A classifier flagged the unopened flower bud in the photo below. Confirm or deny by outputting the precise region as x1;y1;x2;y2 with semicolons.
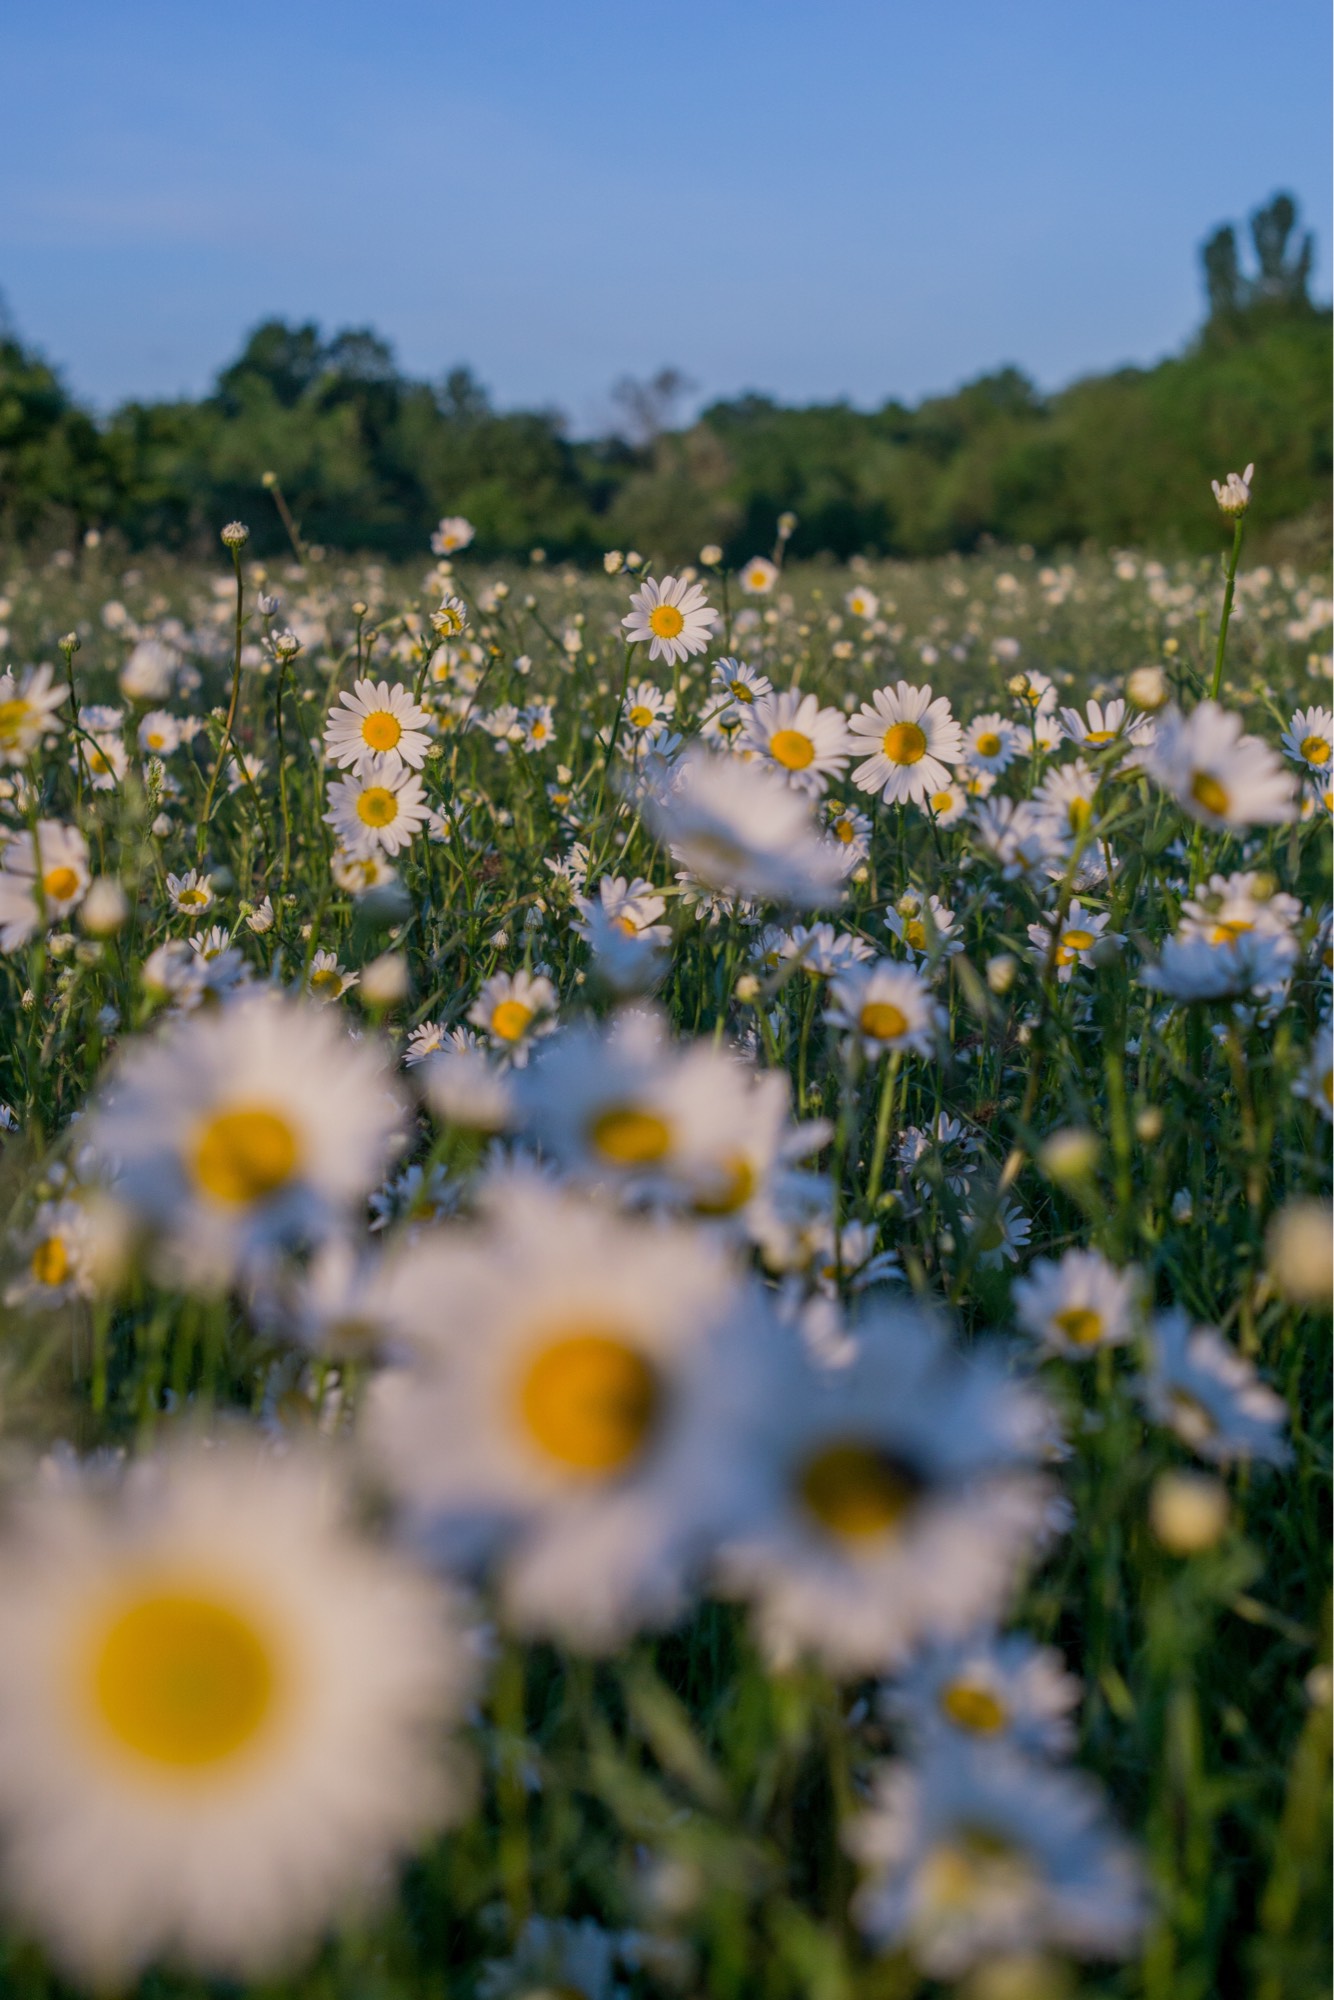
1038;1127;1100;1186
1134;1106;1164;1143
1126;665;1168;711
986;952;1018;995
699;544;723;567
261;470;278;489
777;511;798;538
603;551;624;574
1266;1197;1333;1306
1211;462;1254;516
360;952;408;1007
272;629;301;661
1150;1470;1229;1553
79;878;129;936
220;521;250;549
734;973;760;1002
58;631;80;655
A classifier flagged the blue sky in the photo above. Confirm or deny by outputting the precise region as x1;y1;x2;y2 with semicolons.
2;0;1329;430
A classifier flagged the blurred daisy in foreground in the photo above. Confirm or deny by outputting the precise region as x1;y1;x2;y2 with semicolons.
622;575;719;666
87;991;401;1289
324;768;429;857
1143;701;1295;828
1012;1249;1141;1358
713;1305;1053;1674
881;1630;1080;1758
1178;869;1302;946
1293;1021;1332;1120
645;748;846;907
1142;928;1294;1006
848;682;964;805
323;679;432;778
1137;1309;1291;1466
362;1178;770;1648
4;1199;93;1309
848;1741;1145;1976
0;1442;476;1988
0;821;90;950
478;1916;632;2000
742;689;852;795
1025;900;1121;982
574;876;672;993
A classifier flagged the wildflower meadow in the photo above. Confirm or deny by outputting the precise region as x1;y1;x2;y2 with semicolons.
0;482;1328;2000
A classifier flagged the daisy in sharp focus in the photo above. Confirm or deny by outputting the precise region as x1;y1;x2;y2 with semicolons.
0;663;67;766
847;1740;1146;1977
1059;696;1129;747
1025;901;1122;981
622;575;719;666
0;822;90;950
1137;1309;1291;1466
621;680;675;734
362;1178;774;1649
323;679;432;778
1012;1249;1141;1358
848;683;964;806
1144;701;1296;828
468;969;558;1062
1280;704;1333;773
645;747;847;907
826;959;937;1060
712;1303;1055;1674
963;713;1022;775
742;688;852;795
881;1630;1081;1758
306;949;358;1003
165;869;214;917
0;1441;476;1988
86;990;402;1289
324;768;429;857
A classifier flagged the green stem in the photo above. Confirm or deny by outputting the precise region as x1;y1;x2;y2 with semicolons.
196;548;246;861
1209;515;1244;701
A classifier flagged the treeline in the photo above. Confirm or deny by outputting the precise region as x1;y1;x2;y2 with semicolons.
1;194;1328;563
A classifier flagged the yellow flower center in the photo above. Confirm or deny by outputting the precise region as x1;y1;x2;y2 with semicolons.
589;1104;672;1166
977;1217;1006;1251
1066;796;1094;832
929;790;954;813
904;919;927;951
309;966;344;994
519;1333;660;1476
729;678;754;702
190;1106;299;1206
648;604;685;640
883;721;927;764
1061;928;1096;952
975;732;1002;759
90;1589;278;1771
356;786;399;828
769;728;815;771
1190;770;1230;818
692;1153;757;1216
0;697;32;746
1209;918;1253;944
920;1828;1031;1912
797;1440;924;1542
31;1235;70;1287
1085;727;1115;744
89;749;110;774
1300;734;1330;765
43;865;80;902
361;710;402;752
859;1000;909;1041
1053;1305;1104;1346
628;704;655;729
490;998;534;1042
939;1680;1009;1734
833;817;854;843
177;887;208;907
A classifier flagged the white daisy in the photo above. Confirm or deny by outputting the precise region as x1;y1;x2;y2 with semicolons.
1280;704;1333;773
846;583;880;620
1138;1308;1291;1466
81;732;129;790
713;1304;1054;1674
848;683;964;806
1294;1021;1332;1121
742;688;852;794
137;710;183;756
521;702;556;751
468;969;558;1060
825;798;872;855
622;575;719;665
573;876;671;993
0;822;90;950
710;655;772;711
323;679;433;777
848;1740;1146;1975
165;869;214;916
919;783;968;826
1144;701;1296;828
430;514;474;555
422;1043;515;1132
305;949;358;1003
963;1198;1031;1270
330;848;399;895
884;891;962;966
1142;929;1294;1005
621;680;675;733
0;1441;476;1987
1025;901;1122;982
4;1200;93;1309
1033;758;1101;839
645;748;846;907
740;556;779;594
86;990;402;1288
362;1178;771;1648
324;768;429;856
1058;696;1128;747
963;714;1022;774
826;959;937;1059
881;1631;1080;1758
0;663;67;765
1178;870;1302;947
1012;1249;1142;1357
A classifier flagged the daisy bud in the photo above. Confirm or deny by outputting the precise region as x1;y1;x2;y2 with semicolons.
1127;665;1168;711
625;550;643;570
1210;462;1254;516
1134;1106;1164;1143
1150;1470;1229;1553
351;600;369;618
261;469;278;489
360;952;409;1008
734;973;760;1002
962;1957;1072;2000
1265;1197;1333;1306
58;631;80;656
777;511;798;539
1170;1188;1193;1223
79;878;129;936
1038;1127;1100;1187
699;544;723;567
986;952;1018;995
220;521;250;549
603;551;625;574
272;630;301;661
